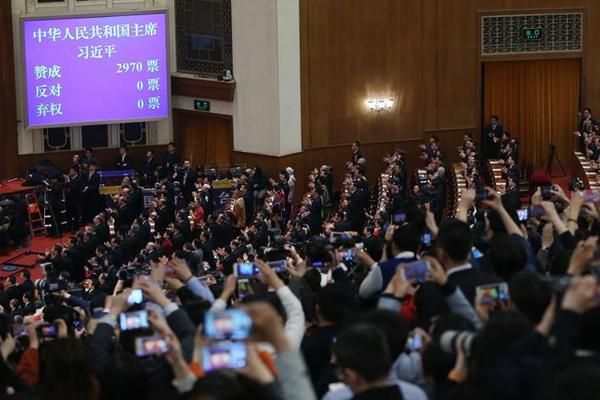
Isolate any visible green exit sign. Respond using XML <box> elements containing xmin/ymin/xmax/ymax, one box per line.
<box><xmin>194</xmin><ymin>99</ymin><xmax>211</xmax><ymax>112</ymax></box>
<box><xmin>523</xmin><ymin>28</ymin><xmax>543</xmax><ymax>41</ymax></box>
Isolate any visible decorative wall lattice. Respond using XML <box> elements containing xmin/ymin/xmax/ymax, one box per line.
<box><xmin>481</xmin><ymin>13</ymin><xmax>582</xmax><ymax>56</ymax></box>
<box><xmin>175</xmin><ymin>0</ymin><xmax>233</xmax><ymax>77</ymax></box>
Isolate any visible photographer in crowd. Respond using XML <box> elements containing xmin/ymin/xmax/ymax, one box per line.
<box><xmin>1</xmin><ymin>138</ymin><xmax>600</xmax><ymax>400</ymax></box>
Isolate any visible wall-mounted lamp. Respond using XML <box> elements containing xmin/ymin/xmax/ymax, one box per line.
<box><xmin>366</xmin><ymin>97</ymin><xmax>394</xmax><ymax>112</ymax></box>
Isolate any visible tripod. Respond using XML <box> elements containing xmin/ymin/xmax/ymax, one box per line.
<box><xmin>545</xmin><ymin>144</ymin><xmax>567</xmax><ymax>178</ymax></box>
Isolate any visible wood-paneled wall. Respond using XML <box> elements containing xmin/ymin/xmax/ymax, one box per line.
<box><xmin>0</xmin><ymin>1</ymin><xmax>18</xmax><ymax>179</ymax></box>
<box><xmin>173</xmin><ymin>110</ymin><xmax>233</xmax><ymax>167</ymax></box>
<box><xmin>300</xmin><ymin>0</ymin><xmax>600</xmax><ymax>160</ymax></box>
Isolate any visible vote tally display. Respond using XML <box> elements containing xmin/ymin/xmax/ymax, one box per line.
<box><xmin>22</xmin><ymin>13</ymin><xmax>169</xmax><ymax>128</ymax></box>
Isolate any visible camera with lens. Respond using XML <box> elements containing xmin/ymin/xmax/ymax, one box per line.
<box><xmin>541</xmin><ymin>275</ymin><xmax>573</xmax><ymax>296</ymax></box>
<box><xmin>439</xmin><ymin>330</ymin><xmax>478</xmax><ymax>357</ymax></box>
<box><xmin>34</xmin><ymin>278</ymin><xmax>65</xmax><ymax>293</ymax></box>
<box><xmin>569</xmin><ymin>177</ymin><xmax>585</xmax><ymax>192</ymax></box>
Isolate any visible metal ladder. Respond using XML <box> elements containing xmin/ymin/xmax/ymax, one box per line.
<box><xmin>24</xmin><ymin>192</ymin><xmax>46</xmax><ymax>237</ymax></box>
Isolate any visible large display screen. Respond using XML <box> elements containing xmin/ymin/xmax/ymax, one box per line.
<box><xmin>23</xmin><ymin>12</ymin><xmax>169</xmax><ymax>128</ymax></box>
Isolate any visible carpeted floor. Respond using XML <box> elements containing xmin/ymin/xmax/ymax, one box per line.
<box><xmin>0</xmin><ymin>234</ymin><xmax>69</xmax><ymax>281</ymax></box>
<box><xmin>540</xmin><ymin>168</ymin><xmax>573</xmax><ymax>194</ymax></box>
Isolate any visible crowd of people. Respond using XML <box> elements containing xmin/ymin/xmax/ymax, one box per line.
<box><xmin>0</xmin><ymin>133</ymin><xmax>599</xmax><ymax>400</ymax></box>
<box><xmin>574</xmin><ymin>107</ymin><xmax>600</xmax><ymax>169</ymax></box>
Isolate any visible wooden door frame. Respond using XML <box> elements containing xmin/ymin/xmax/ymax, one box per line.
<box><xmin>172</xmin><ymin>109</ymin><xmax>233</xmax><ymax>167</ymax></box>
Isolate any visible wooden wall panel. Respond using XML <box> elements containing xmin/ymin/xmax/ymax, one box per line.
<box><xmin>0</xmin><ymin>1</ymin><xmax>18</xmax><ymax>179</ymax></box>
<box><xmin>300</xmin><ymin>0</ymin><xmax>600</xmax><ymax>172</ymax></box>
<box><xmin>173</xmin><ymin>109</ymin><xmax>233</xmax><ymax>167</ymax></box>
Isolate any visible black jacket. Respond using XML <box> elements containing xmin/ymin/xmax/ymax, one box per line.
<box><xmin>447</xmin><ymin>266</ymin><xmax>503</xmax><ymax>304</ymax></box>
<box><xmin>116</xmin><ymin>154</ymin><xmax>134</xmax><ymax>170</ymax></box>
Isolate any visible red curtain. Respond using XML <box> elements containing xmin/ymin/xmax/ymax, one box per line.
<box><xmin>483</xmin><ymin>59</ymin><xmax>581</xmax><ymax>169</ymax></box>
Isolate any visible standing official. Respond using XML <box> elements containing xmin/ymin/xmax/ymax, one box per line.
<box><xmin>116</xmin><ymin>145</ymin><xmax>134</xmax><ymax>170</ymax></box>
<box><xmin>82</xmin><ymin>161</ymin><xmax>100</xmax><ymax>223</ymax></box>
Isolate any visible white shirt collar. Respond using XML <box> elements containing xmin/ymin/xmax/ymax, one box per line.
<box><xmin>446</xmin><ymin>263</ymin><xmax>472</xmax><ymax>278</ymax></box>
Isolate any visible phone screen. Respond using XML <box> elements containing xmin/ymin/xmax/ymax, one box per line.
<box><xmin>134</xmin><ymin>335</ymin><xmax>169</xmax><ymax>357</ymax></box>
<box><xmin>202</xmin><ymin>343</ymin><xmax>247</xmax><ymax>372</ymax></box>
<box><xmin>406</xmin><ymin>331</ymin><xmax>422</xmax><ymax>351</ymax></box>
<box><xmin>236</xmin><ymin>279</ymin><xmax>251</xmax><ymax>299</ymax></box>
<box><xmin>310</xmin><ymin>261</ymin><xmax>330</xmax><ymax>270</ymax></box>
<box><xmin>476</xmin><ymin>283</ymin><xmax>510</xmax><ymax>305</ymax></box>
<box><xmin>422</xmin><ymin>233</ymin><xmax>432</xmax><ymax>247</ymax></box>
<box><xmin>517</xmin><ymin>208</ymin><xmax>529</xmax><ymax>222</ymax></box>
<box><xmin>119</xmin><ymin>310</ymin><xmax>150</xmax><ymax>331</ymax></box>
<box><xmin>235</xmin><ymin>262</ymin><xmax>259</xmax><ymax>278</ymax></box>
<box><xmin>204</xmin><ymin>310</ymin><xmax>252</xmax><ymax>340</ymax></box>
<box><xmin>128</xmin><ymin>289</ymin><xmax>144</xmax><ymax>305</ymax></box>
<box><xmin>402</xmin><ymin>260</ymin><xmax>429</xmax><ymax>283</ymax></box>
<box><xmin>393</xmin><ymin>213</ymin><xmax>407</xmax><ymax>224</ymax></box>
<box><xmin>338</xmin><ymin>249</ymin><xmax>357</xmax><ymax>263</ymax></box>
<box><xmin>38</xmin><ymin>323</ymin><xmax>58</xmax><ymax>338</ymax></box>
<box><xmin>268</xmin><ymin>260</ymin><xmax>286</xmax><ymax>273</ymax></box>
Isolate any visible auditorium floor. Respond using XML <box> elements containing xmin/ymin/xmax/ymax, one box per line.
<box><xmin>0</xmin><ymin>234</ymin><xmax>68</xmax><ymax>280</ymax></box>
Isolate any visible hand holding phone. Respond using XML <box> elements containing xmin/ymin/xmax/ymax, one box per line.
<box><xmin>402</xmin><ymin>260</ymin><xmax>430</xmax><ymax>284</ymax></box>
<box><xmin>119</xmin><ymin>310</ymin><xmax>150</xmax><ymax>332</ymax></box>
<box><xmin>234</xmin><ymin>262</ymin><xmax>260</xmax><ymax>278</ymax></box>
<box><xmin>204</xmin><ymin>310</ymin><xmax>252</xmax><ymax>340</ymax></box>
<box><xmin>127</xmin><ymin>289</ymin><xmax>144</xmax><ymax>305</ymax></box>
<box><xmin>236</xmin><ymin>278</ymin><xmax>252</xmax><ymax>299</ymax></box>
<box><xmin>406</xmin><ymin>330</ymin><xmax>423</xmax><ymax>351</ymax></box>
<box><xmin>135</xmin><ymin>335</ymin><xmax>169</xmax><ymax>357</ymax></box>
<box><xmin>476</xmin><ymin>283</ymin><xmax>510</xmax><ymax>306</ymax></box>
<box><xmin>338</xmin><ymin>249</ymin><xmax>357</xmax><ymax>263</ymax></box>
<box><xmin>267</xmin><ymin>260</ymin><xmax>286</xmax><ymax>273</ymax></box>
<box><xmin>202</xmin><ymin>342</ymin><xmax>247</xmax><ymax>372</ymax></box>
<box><xmin>516</xmin><ymin>207</ymin><xmax>529</xmax><ymax>222</ymax></box>
<box><xmin>37</xmin><ymin>323</ymin><xmax>58</xmax><ymax>339</ymax></box>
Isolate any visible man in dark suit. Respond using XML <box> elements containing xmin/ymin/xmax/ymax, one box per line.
<box><xmin>82</xmin><ymin>161</ymin><xmax>101</xmax><ymax>223</ymax></box>
<box><xmin>163</xmin><ymin>142</ymin><xmax>181</xmax><ymax>173</ymax></box>
<box><xmin>155</xmin><ymin>199</ymin><xmax>172</xmax><ymax>235</ymax></box>
<box><xmin>483</xmin><ymin>115</ymin><xmax>503</xmax><ymax>159</ymax></box>
<box><xmin>116</xmin><ymin>145</ymin><xmax>134</xmax><ymax>170</ymax></box>
<box><xmin>65</xmin><ymin>167</ymin><xmax>82</xmax><ymax>231</ymax></box>
<box><xmin>308</xmin><ymin>186</ymin><xmax>323</xmax><ymax>235</ymax></box>
<box><xmin>19</xmin><ymin>270</ymin><xmax>35</xmax><ymax>295</ymax></box>
<box><xmin>3</xmin><ymin>276</ymin><xmax>22</xmax><ymax>305</ymax></box>
<box><xmin>174</xmin><ymin>160</ymin><xmax>197</xmax><ymax>202</ymax></box>
<box><xmin>348</xmin><ymin>180</ymin><xmax>368</xmax><ymax>231</ymax></box>
<box><xmin>436</xmin><ymin>219</ymin><xmax>502</xmax><ymax>304</ymax></box>
<box><xmin>504</xmin><ymin>155</ymin><xmax>519</xmax><ymax>184</ymax></box>
<box><xmin>142</xmin><ymin>150</ymin><xmax>158</xmax><ymax>186</ymax></box>
<box><xmin>576</xmin><ymin>107</ymin><xmax>598</xmax><ymax>152</ymax></box>
<box><xmin>93</xmin><ymin>215</ymin><xmax>110</xmax><ymax>244</ymax></box>
<box><xmin>351</xmin><ymin>141</ymin><xmax>364</xmax><ymax>164</ymax></box>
